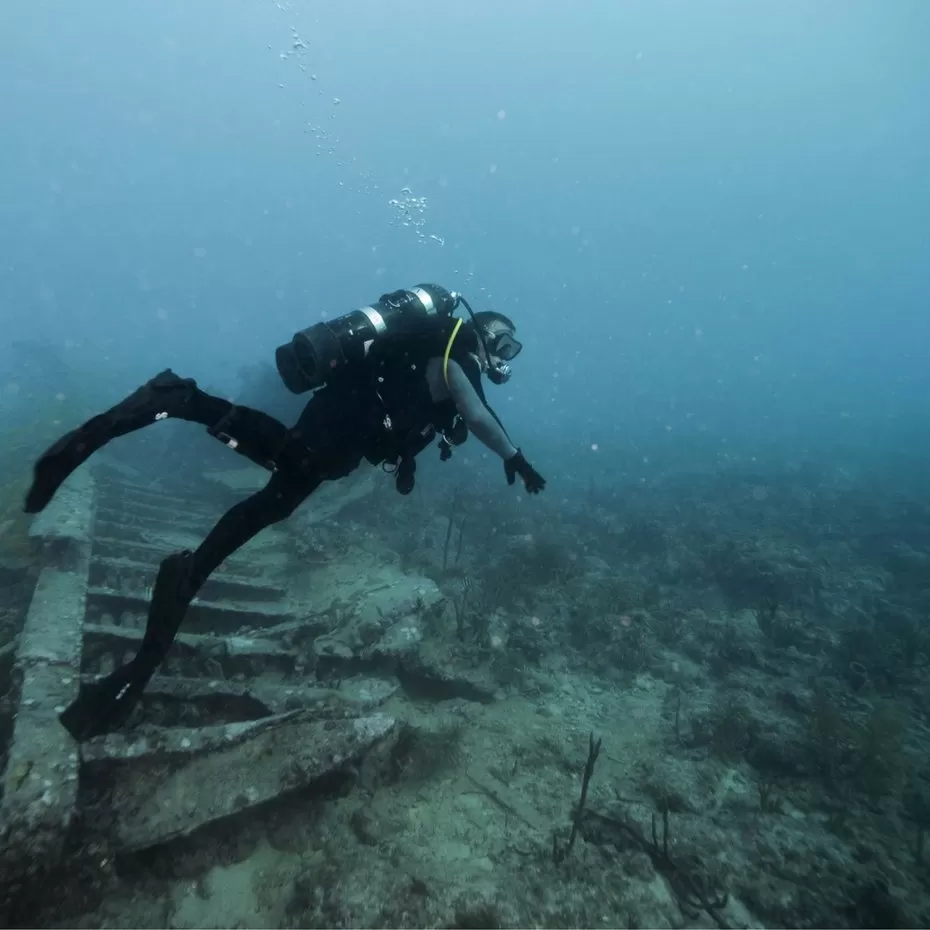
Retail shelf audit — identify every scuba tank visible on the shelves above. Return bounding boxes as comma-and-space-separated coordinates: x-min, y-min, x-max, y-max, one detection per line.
275, 284, 459, 394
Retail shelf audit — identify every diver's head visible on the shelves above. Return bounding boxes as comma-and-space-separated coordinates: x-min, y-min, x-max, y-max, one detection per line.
472, 310, 522, 385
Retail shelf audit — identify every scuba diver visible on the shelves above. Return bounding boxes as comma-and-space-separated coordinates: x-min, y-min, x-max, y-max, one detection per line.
23, 284, 546, 740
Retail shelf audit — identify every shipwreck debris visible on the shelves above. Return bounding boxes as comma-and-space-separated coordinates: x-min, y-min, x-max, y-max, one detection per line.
80, 709, 396, 850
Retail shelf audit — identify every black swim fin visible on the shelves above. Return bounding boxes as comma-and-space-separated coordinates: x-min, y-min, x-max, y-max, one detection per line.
24, 369, 197, 514
59, 661, 148, 741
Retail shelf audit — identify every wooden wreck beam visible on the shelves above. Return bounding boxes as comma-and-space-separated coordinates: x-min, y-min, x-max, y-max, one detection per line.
0, 469, 95, 906
79, 709, 396, 851
81, 622, 299, 675
135, 674, 398, 717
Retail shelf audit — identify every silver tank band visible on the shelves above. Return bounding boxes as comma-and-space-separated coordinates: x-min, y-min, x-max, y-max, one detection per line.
359, 305, 387, 333
410, 287, 436, 314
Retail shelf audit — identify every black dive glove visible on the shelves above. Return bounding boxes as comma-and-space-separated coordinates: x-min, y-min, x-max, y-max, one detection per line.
504, 449, 546, 494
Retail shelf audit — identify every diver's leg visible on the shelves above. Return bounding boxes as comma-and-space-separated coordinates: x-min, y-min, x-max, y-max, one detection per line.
59, 471, 320, 740
138, 470, 322, 666
25, 370, 293, 513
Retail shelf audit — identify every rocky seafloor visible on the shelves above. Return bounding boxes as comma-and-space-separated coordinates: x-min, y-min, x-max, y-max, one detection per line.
3, 454, 930, 929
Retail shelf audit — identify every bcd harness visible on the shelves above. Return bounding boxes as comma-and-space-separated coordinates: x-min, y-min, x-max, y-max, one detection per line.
372, 316, 471, 494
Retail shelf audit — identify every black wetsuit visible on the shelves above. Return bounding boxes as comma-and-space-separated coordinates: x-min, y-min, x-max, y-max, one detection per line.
31, 316, 487, 740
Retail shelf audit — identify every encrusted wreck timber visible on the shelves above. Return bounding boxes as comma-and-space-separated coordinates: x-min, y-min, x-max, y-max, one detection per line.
79, 709, 396, 851
134, 674, 398, 725
81, 623, 299, 679
0, 470, 94, 899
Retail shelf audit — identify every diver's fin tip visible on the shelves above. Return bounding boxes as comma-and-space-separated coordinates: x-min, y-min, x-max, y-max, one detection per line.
23, 491, 47, 515
58, 667, 143, 741
58, 702, 95, 743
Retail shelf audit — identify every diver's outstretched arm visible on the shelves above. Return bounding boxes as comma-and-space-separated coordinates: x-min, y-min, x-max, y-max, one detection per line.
24, 369, 297, 513
59, 470, 320, 740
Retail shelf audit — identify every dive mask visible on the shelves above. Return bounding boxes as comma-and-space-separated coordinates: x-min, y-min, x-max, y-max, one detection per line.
451, 292, 521, 386
487, 330, 523, 362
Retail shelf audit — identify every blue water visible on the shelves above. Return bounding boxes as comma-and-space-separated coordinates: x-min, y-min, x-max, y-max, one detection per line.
2, 0, 927, 488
